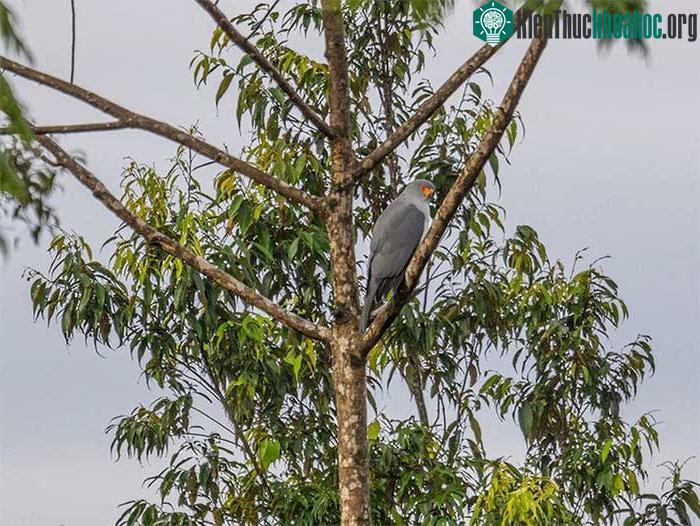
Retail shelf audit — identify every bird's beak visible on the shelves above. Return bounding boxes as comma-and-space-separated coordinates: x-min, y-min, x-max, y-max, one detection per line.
421, 186, 435, 198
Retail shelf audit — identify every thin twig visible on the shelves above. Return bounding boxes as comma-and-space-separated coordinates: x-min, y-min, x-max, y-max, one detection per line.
245, 0, 281, 41
69, 0, 76, 83
377, 8, 400, 196
196, 343, 273, 493
191, 406, 235, 435
0, 121, 125, 135
405, 343, 429, 428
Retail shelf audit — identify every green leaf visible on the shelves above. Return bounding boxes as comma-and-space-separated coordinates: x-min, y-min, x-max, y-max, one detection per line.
480, 373, 501, 393
0, 74, 33, 142
215, 73, 233, 106
269, 87, 286, 107
601, 439, 613, 463
367, 420, 380, 441
682, 490, 700, 518
238, 54, 254, 71
284, 350, 303, 383
627, 470, 640, 496
0, 3, 33, 60
293, 154, 307, 179
468, 412, 482, 445
517, 403, 533, 440
0, 150, 28, 203
288, 237, 300, 259
259, 438, 280, 471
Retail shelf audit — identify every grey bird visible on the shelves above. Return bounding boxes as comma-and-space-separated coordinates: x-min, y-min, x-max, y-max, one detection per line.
360, 179, 436, 331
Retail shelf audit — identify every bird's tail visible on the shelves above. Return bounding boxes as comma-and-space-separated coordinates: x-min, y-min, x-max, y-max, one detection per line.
360, 283, 376, 332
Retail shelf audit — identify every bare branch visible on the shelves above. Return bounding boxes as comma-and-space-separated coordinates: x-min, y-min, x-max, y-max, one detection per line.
192, 0, 336, 139
0, 56, 324, 211
36, 135, 331, 342
351, 9, 526, 185
359, 33, 548, 356
0, 121, 125, 135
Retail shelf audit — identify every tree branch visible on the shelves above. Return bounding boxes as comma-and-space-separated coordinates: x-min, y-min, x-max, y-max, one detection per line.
192, 0, 336, 139
358, 33, 548, 356
405, 343, 429, 428
0, 121, 126, 135
377, 9, 400, 197
36, 135, 331, 342
0, 56, 324, 211
351, 8, 525, 185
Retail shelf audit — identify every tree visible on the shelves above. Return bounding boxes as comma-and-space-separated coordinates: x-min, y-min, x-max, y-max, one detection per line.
2, 1, 698, 525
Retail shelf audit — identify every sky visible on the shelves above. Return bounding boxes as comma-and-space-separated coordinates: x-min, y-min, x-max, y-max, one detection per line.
1, 1, 699, 525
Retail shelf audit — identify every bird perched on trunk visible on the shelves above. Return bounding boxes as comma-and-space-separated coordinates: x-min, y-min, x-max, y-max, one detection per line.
360, 179, 436, 331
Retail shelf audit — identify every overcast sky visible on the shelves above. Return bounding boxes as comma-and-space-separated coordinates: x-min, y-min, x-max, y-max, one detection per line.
1, 1, 698, 525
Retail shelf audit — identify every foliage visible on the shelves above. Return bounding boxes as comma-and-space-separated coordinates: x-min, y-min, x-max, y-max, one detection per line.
21, 1, 699, 525
0, 1, 58, 254
0, 137, 58, 254
0, 1, 32, 60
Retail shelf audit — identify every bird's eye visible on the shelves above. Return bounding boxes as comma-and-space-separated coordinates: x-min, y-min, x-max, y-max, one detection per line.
421, 185, 434, 197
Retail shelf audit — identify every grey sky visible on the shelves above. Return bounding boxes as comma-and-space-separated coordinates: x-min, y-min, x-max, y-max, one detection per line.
1, 1, 699, 524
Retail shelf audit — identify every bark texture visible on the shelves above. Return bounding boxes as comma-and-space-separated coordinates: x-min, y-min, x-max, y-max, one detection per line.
0, 121, 125, 135
332, 324, 370, 526
319, 2, 370, 523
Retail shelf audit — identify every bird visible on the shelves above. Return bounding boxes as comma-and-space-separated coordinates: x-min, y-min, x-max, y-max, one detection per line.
360, 179, 436, 332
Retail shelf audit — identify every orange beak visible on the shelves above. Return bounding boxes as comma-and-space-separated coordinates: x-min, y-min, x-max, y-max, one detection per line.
421, 185, 435, 198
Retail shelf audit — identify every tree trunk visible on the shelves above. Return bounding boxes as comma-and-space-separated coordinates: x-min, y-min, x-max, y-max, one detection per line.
322, 13, 370, 512
325, 136, 370, 524
332, 323, 370, 525
327, 179, 371, 524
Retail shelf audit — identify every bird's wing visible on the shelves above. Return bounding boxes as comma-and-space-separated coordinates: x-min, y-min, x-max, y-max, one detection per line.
361, 202, 426, 331
369, 203, 426, 287
369, 197, 401, 255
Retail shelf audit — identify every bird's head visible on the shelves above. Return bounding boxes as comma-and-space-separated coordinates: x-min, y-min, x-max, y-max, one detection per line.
403, 179, 436, 201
